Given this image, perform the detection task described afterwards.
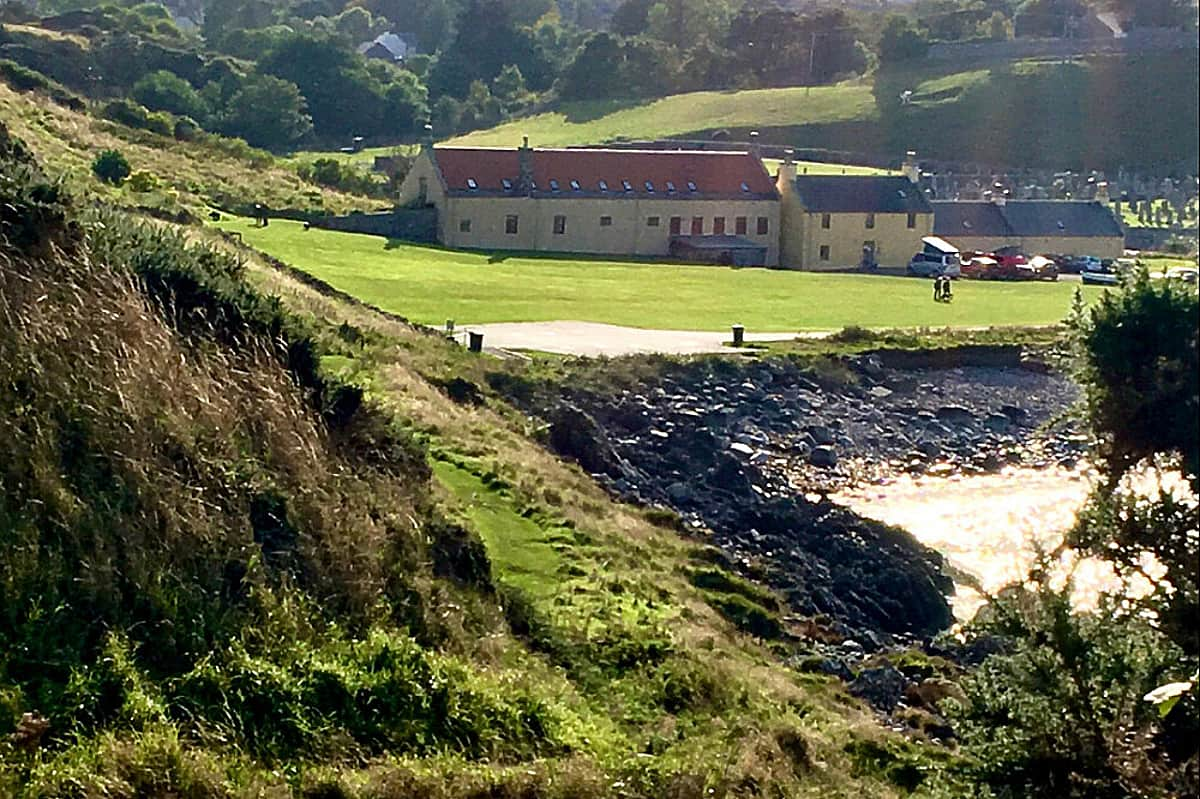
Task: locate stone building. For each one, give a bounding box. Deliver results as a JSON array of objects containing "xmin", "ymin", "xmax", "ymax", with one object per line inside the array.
[
  {"xmin": 396, "ymin": 140, "xmax": 781, "ymax": 266},
  {"xmin": 776, "ymin": 153, "xmax": 935, "ymax": 270},
  {"xmin": 933, "ymin": 199, "xmax": 1125, "ymax": 258}
]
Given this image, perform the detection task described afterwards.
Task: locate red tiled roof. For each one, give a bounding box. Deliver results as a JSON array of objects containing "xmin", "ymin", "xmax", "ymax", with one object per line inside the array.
[{"xmin": 432, "ymin": 147, "xmax": 778, "ymax": 198}]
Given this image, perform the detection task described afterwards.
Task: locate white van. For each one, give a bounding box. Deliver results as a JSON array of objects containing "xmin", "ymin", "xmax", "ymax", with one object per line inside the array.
[{"xmin": 908, "ymin": 236, "xmax": 961, "ymax": 278}]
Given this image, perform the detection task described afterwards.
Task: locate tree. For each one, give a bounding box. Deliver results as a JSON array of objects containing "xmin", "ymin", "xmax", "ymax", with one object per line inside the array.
[
  {"xmin": 611, "ymin": 0, "xmax": 654, "ymax": 35},
  {"xmin": 427, "ymin": 0, "xmax": 554, "ymax": 98},
  {"xmin": 878, "ymin": 15, "xmax": 930, "ymax": 63},
  {"xmin": 492, "ymin": 64, "xmax": 529, "ymax": 109},
  {"xmin": 212, "ymin": 73, "xmax": 313, "ymax": 149},
  {"xmin": 1106, "ymin": 0, "xmax": 1193, "ymax": 29},
  {"xmin": 131, "ymin": 69, "xmax": 207, "ymax": 120},
  {"xmin": 92, "ymin": 149, "xmax": 131, "ymax": 185},
  {"xmin": 333, "ymin": 6, "xmax": 376, "ymax": 42}
]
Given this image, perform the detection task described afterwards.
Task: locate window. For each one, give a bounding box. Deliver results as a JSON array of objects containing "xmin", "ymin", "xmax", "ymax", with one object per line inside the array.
[
  {"xmin": 691, "ymin": 217, "xmax": 704, "ymax": 235},
  {"xmin": 621, "ymin": 180, "xmax": 633, "ymax": 192},
  {"xmin": 505, "ymin": 215, "xmax": 518, "ymax": 235},
  {"xmin": 740, "ymin": 182, "xmax": 750, "ymax": 193},
  {"xmin": 666, "ymin": 181, "xmax": 676, "ymax": 193},
  {"xmin": 687, "ymin": 181, "xmax": 697, "ymax": 192},
  {"xmin": 501, "ymin": 178, "xmax": 513, "ymax": 191},
  {"xmin": 907, "ymin": 212, "xmax": 917, "ymax": 229},
  {"xmin": 821, "ymin": 213, "xmax": 831, "ymax": 229},
  {"xmin": 735, "ymin": 216, "xmax": 747, "ymax": 235},
  {"xmin": 647, "ymin": 216, "xmax": 660, "ymax": 227},
  {"xmin": 669, "ymin": 216, "xmax": 682, "ymax": 235},
  {"xmin": 598, "ymin": 180, "xmax": 608, "ymax": 192},
  {"xmin": 466, "ymin": 178, "xmax": 478, "ymax": 190},
  {"xmin": 756, "ymin": 216, "xmax": 769, "ymax": 235},
  {"xmin": 570, "ymin": 179, "xmax": 581, "ymax": 191},
  {"xmin": 645, "ymin": 181, "xmax": 655, "ymax": 193},
  {"xmin": 819, "ymin": 245, "xmax": 831, "ymax": 261},
  {"xmin": 600, "ymin": 216, "xmax": 613, "ymax": 227},
  {"xmin": 865, "ymin": 213, "xmax": 875, "ymax": 229},
  {"xmin": 553, "ymin": 215, "xmax": 566, "ymax": 235},
  {"xmin": 549, "ymin": 179, "xmax": 560, "ymax": 191},
  {"xmin": 713, "ymin": 217, "xmax": 726, "ymax": 235},
  {"xmin": 459, "ymin": 219, "xmax": 472, "ymax": 233}
]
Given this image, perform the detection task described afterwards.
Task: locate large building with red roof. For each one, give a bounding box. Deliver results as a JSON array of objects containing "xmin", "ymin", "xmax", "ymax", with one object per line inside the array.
[{"xmin": 397, "ymin": 140, "xmax": 781, "ymax": 266}]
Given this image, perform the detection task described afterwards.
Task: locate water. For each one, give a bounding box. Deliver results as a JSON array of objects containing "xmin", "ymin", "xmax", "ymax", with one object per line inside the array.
[{"xmin": 833, "ymin": 465, "xmax": 1170, "ymax": 621}]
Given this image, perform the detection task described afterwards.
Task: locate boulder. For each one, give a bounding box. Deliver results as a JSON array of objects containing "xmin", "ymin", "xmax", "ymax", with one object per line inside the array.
[
  {"xmin": 935, "ymin": 405, "xmax": 975, "ymax": 425},
  {"xmin": 809, "ymin": 446, "xmax": 838, "ymax": 468},
  {"xmin": 849, "ymin": 666, "xmax": 908, "ymax": 712}
]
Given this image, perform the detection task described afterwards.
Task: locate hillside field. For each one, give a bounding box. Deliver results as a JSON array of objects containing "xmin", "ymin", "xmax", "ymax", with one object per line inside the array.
[
  {"xmin": 449, "ymin": 54, "xmax": 1199, "ymax": 172},
  {"xmin": 216, "ymin": 217, "xmax": 1092, "ymax": 331}
]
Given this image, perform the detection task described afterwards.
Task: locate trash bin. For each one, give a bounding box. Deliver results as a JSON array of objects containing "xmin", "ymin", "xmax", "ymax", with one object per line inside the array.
[
  {"xmin": 731, "ymin": 324, "xmax": 745, "ymax": 347},
  {"xmin": 468, "ymin": 331, "xmax": 484, "ymax": 353}
]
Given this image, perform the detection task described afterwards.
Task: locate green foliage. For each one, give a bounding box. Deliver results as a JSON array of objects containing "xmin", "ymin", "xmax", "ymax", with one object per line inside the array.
[
  {"xmin": 0, "ymin": 121, "xmax": 72, "ymax": 252},
  {"xmin": 91, "ymin": 147, "xmax": 132, "ymax": 184},
  {"xmin": 950, "ymin": 583, "xmax": 1195, "ymax": 798},
  {"xmin": 0, "ymin": 58, "xmax": 84, "ymax": 108},
  {"xmin": 879, "ymin": 15, "xmax": 930, "ymax": 64},
  {"xmin": 209, "ymin": 72, "xmax": 314, "ymax": 150},
  {"xmin": 131, "ymin": 69, "xmax": 207, "ymax": 120},
  {"xmin": 1067, "ymin": 273, "xmax": 1199, "ymax": 486},
  {"xmin": 297, "ymin": 157, "xmax": 389, "ymax": 197},
  {"xmin": 101, "ymin": 98, "xmax": 174, "ymax": 136}
]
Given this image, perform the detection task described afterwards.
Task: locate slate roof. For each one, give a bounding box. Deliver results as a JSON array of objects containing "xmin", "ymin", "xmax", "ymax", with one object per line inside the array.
[
  {"xmin": 431, "ymin": 147, "xmax": 779, "ymax": 200},
  {"xmin": 933, "ymin": 201, "xmax": 1123, "ymax": 238},
  {"xmin": 791, "ymin": 175, "xmax": 933, "ymax": 214}
]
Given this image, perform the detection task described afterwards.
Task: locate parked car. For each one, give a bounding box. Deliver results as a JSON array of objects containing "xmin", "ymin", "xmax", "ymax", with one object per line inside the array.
[
  {"xmin": 1024, "ymin": 255, "xmax": 1060, "ymax": 281},
  {"xmin": 960, "ymin": 255, "xmax": 998, "ymax": 279},
  {"xmin": 908, "ymin": 252, "xmax": 961, "ymax": 277}
]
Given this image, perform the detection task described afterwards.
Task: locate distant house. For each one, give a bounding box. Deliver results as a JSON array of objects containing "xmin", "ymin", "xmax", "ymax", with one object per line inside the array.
[
  {"xmin": 356, "ymin": 32, "xmax": 414, "ymax": 63},
  {"xmin": 932, "ymin": 199, "xmax": 1124, "ymax": 258},
  {"xmin": 776, "ymin": 154, "xmax": 934, "ymax": 270},
  {"xmin": 396, "ymin": 141, "xmax": 781, "ymax": 265}
]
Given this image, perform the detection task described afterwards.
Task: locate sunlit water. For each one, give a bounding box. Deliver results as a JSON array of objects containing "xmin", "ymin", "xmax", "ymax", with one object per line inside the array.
[{"xmin": 832, "ymin": 465, "xmax": 1178, "ymax": 621}]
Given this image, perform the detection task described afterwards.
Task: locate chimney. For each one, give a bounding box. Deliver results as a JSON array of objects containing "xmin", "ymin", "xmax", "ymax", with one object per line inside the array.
[
  {"xmin": 748, "ymin": 130, "xmax": 760, "ymax": 159},
  {"xmin": 1095, "ymin": 181, "xmax": 1110, "ymax": 203},
  {"xmin": 902, "ymin": 150, "xmax": 919, "ymax": 184},
  {"xmin": 776, "ymin": 149, "xmax": 796, "ymax": 192},
  {"xmin": 992, "ymin": 190, "xmax": 1007, "ymax": 207},
  {"xmin": 420, "ymin": 123, "xmax": 434, "ymax": 151},
  {"xmin": 517, "ymin": 136, "xmax": 534, "ymax": 195}
]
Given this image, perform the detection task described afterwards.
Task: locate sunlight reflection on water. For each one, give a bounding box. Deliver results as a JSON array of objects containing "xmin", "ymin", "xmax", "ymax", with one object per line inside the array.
[{"xmin": 832, "ymin": 465, "xmax": 1179, "ymax": 621}]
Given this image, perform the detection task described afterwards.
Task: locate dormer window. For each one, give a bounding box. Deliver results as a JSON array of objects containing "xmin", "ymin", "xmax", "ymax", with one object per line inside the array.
[
  {"xmin": 666, "ymin": 181, "xmax": 676, "ymax": 193},
  {"xmin": 897, "ymin": 189, "xmax": 907, "ymax": 199},
  {"xmin": 501, "ymin": 178, "xmax": 513, "ymax": 191},
  {"xmin": 1057, "ymin": 220, "xmax": 1065, "ymax": 229},
  {"xmin": 963, "ymin": 220, "xmax": 973, "ymax": 229},
  {"xmin": 570, "ymin": 179, "xmax": 581, "ymax": 191},
  {"xmin": 549, "ymin": 179, "xmax": 560, "ymax": 191},
  {"xmin": 466, "ymin": 178, "xmax": 478, "ymax": 190},
  {"xmin": 740, "ymin": 182, "xmax": 750, "ymax": 193},
  {"xmin": 687, "ymin": 181, "xmax": 697, "ymax": 192},
  {"xmin": 645, "ymin": 181, "xmax": 654, "ymax": 193},
  {"xmin": 622, "ymin": 180, "xmax": 633, "ymax": 192},
  {"xmin": 598, "ymin": 180, "xmax": 608, "ymax": 192}
]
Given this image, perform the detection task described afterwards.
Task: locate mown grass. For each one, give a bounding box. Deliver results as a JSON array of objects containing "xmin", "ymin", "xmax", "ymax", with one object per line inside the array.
[{"xmin": 216, "ymin": 216, "xmax": 1094, "ymax": 332}]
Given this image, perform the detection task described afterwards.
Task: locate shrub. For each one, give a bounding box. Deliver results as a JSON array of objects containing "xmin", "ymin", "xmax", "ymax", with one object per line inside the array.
[
  {"xmin": 91, "ymin": 148, "xmax": 131, "ymax": 185},
  {"xmin": 125, "ymin": 169, "xmax": 159, "ymax": 193},
  {"xmin": 101, "ymin": 98, "xmax": 173, "ymax": 137}
]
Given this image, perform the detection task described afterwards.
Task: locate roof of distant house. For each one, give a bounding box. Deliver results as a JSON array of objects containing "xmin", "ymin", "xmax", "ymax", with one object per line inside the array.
[
  {"xmin": 933, "ymin": 201, "xmax": 1123, "ymax": 238},
  {"xmin": 356, "ymin": 32, "xmax": 411, "ymax": 59},
  {"xmin": 791, "ymin": 175, "xmax": 933, "ymax": 214},
  {"xmin": 430, "ymin": 146, "xmax": 779, "ymax": 199}
]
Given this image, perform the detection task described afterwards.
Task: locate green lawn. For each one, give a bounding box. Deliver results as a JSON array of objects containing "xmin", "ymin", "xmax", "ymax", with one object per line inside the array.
[{"xmin": 219, "ymin": 217, "xmax": 1094, "ymax": 332}]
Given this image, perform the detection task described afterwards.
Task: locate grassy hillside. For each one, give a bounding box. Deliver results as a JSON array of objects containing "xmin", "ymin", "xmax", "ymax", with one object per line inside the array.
[
  {"xmin": 451, "ymin": 53, "xmax": 1200, "ymax": 172},
  {"xmin": 0, "ymin": 116, "xmax": 963, "ymax": 797},
  {"xmin": 0, "ymin": 81, "xmax": 373, "ymax": 217},
  {"xmin": 217, "ymin": 217, "xmax": 1090, "ymax": 331}
]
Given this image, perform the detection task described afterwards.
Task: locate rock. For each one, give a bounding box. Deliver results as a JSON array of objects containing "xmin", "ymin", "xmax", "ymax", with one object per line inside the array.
[
  {"xmin": 935, "ymin": 405, "xmax": 975, "ymax": 425},
  {"xmin": 917, "ymin": 440, "xmax": 941, "ymax": 458},
  {"xmin": 868, "ymin": 385, "xmax": 893, "ymax": 399},
  {"xmin": 1000, "ymin": 404, "xmax": 1029, "ymax": 424},
  {"xmin": 815, "ymin": 658, "xmax": 854, "ymax": 681},
  {"xmin": 729, "ymin": 442, "xmax": 754, "ymax": 457},
  {"xmin": 984, "ymin": 412, "xmax": 1011, "ymax": 432},
  {"xmin": 905, "ymin": 678, "xmax": 966, "ymax": 711},
  {"xmin": 548, "ymin": 405, "xmax": 620, "ymax": 475},
  {"xmin": 667, "ymin": 482, "xmax": 692, "ymax": 502},
  {"xmin": 809, "ymin": 446, "xmax": 838, "ymax": 468},
  {"xmin": 807, "ymin": 425, "xmax": 835, "ymax": 445},
  {"xmin": 849, "ymin": 666, "xmax": 908, "ymax": 712}
]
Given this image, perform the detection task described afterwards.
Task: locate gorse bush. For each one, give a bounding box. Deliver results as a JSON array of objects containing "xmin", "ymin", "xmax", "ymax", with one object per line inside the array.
[{"xmin": 91, "ymin": 148, "xmax": 131, "ymax": 184}]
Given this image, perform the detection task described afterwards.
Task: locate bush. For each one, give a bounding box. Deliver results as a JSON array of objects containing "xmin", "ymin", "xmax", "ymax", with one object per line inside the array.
[
  {"xmin": 92, "ymin": 149, "xmax": 131, "ymax": 185},
  {"xmin": 100, "ymin": 98, "xmax": 174, "ymax": 137}
]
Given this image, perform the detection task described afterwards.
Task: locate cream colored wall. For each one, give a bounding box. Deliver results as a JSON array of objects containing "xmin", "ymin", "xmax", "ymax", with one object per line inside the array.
[
  {"xmin": 783, "ymin": 210, "xmax": 932, "ymax": 270},
  {"xmin": 396, "ymin": 149, "xmax": 447, "ymax": 238},
  {"xmin": 444, "ymin": 196, "xmax": 780, "ymax": 265},
  {"xmin": 777, "ymin": 167, "xmax": 804, "ymax": 271},
  {"xmin": 944, "ymin": 235, "xmax": 1124, "ymax": 259}
]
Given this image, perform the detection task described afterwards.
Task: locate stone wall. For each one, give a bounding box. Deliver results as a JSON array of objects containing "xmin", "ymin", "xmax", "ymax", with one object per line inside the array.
[{"xmin": 309, "ymin": 208, "xmax": 437, "ymax": 242}]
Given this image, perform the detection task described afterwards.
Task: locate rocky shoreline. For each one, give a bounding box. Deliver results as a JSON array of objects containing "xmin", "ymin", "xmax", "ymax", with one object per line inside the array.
[{"xmin": 505, "ymin": 346, "xmax": 1084, "ymax": 649}]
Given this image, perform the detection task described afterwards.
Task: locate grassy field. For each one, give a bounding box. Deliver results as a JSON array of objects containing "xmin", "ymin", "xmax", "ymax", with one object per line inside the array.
[
  {"xmin": 217, "ymin": 217, "xmax": 1093, "ymax": 331},
  {"xmin": 446, "ymin": 81, "xmax": 878, "ymax": 148}
]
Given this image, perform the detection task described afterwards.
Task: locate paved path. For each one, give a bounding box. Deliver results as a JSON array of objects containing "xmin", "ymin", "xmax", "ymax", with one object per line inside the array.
[{"xmin": 459, "ymin": 321, "xmax": 815, "ymax": 357}]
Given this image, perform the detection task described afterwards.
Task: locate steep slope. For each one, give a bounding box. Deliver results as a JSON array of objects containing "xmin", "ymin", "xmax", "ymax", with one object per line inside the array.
[{"xmin": 0, "ymin": 121, "xmax": 960, "ymax": 797}]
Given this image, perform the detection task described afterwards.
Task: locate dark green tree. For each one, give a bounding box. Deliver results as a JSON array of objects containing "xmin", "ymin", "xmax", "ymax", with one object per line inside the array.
[
  {"xmin": 211, "ymin": 73, "xmax": 313, "ymax": 149},
  {"xmin": 131, "ymin": 69, "xmax": 207, "ymax": 120},
  {"xmin": 91, "ymin": 149, "xmax": 131, "ymax": 185}
]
